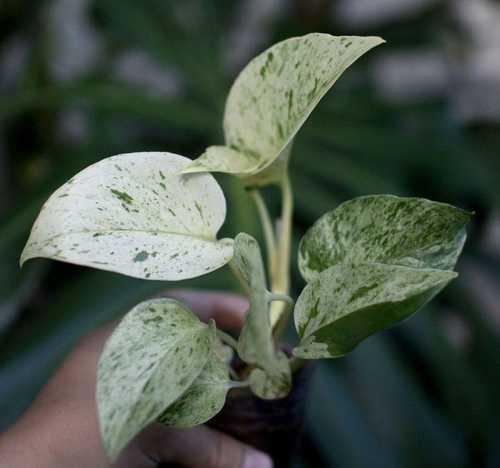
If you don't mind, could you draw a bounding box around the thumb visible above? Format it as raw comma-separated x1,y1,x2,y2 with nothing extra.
140,423,273,468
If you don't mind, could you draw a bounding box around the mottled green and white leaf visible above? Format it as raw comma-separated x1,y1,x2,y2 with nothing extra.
158,348,230,428
21,152,233,280
249,350,291,399
293,263,457,359
184,34,384,185
231,233,291,398
97,298,214,460
299,195,471,282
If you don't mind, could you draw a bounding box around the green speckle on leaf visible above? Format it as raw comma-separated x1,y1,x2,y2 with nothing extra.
110,189,133,205
133,251,149,262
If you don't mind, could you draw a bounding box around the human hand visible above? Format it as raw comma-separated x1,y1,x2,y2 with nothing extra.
0,290,273,468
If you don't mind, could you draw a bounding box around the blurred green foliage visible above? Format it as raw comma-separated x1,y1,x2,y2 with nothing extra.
1,1,499,467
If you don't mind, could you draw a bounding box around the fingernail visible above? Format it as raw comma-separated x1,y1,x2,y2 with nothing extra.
243,450,273,468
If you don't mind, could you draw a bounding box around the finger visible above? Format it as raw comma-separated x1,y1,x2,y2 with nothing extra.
166,289,249,332
140,423,273,468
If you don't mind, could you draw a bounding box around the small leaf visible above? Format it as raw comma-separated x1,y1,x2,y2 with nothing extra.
158,348,230,428
231,233,291,399
97,298,214,461
299,195,471,282
249,351,291,399
184,34,384,185
21,152,233,281
293,263,457,359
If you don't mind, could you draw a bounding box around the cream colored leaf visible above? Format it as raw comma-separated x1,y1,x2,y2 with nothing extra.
298,195,471,282
158,348,230,428
293,263,456,359
21,152,233,280
184,34,384,185
97,298,214,460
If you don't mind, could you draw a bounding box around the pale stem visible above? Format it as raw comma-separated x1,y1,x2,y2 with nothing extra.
216,329,238,350
267,292,294,307
269,175,293,330
250,189,277,277
227,380,250,389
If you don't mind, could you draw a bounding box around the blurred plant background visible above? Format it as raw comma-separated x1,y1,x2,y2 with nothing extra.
1,0,499,466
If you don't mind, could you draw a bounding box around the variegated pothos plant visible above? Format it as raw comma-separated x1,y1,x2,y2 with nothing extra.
20,33,471,461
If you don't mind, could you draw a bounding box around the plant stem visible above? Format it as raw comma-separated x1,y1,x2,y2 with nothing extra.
270,175,293,331
250,189,277,278
216,329,238,350
267,292,294,307
227,380,250,389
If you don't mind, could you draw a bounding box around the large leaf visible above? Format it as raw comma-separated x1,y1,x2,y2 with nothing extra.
299,195,471,282
183,34,384,185
231,233,291,399
21,152,233,280
294,263,456,359
158,347,230,428
97,298,215,461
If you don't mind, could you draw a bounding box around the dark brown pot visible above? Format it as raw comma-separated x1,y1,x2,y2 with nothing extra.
207,362,314,468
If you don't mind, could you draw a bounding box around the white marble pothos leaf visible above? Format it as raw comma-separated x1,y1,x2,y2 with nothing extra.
298,195,471,282
20,152,233,280
231,233,291,399
97,298,215,461
294,195,470,359
294,263,457,359
158,347,230,428
183,34,384,186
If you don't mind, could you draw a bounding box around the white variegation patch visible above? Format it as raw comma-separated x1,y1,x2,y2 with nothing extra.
293,263,457,359
184,34,384,185
158,348,230,428
97,298,215,461
232,233,291,399
20,152,233,280
298,195,471,282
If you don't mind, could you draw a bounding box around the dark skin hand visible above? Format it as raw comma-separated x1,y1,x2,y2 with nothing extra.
0,290,273,468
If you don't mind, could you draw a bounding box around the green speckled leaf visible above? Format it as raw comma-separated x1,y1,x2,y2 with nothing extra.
184,34,384,185
294,263,457,359
299,195,471,282
20,152,233,280
231,233,291,399
248,351,291,400
97,298,215,461
158,348,230,428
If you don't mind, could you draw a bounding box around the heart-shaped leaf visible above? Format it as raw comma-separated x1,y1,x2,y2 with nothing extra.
21,152,233,280
294,263,457,359
158,347,230,428
299,195,471,282
97,298,215,461
183,34,384,186
231,233,291,399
